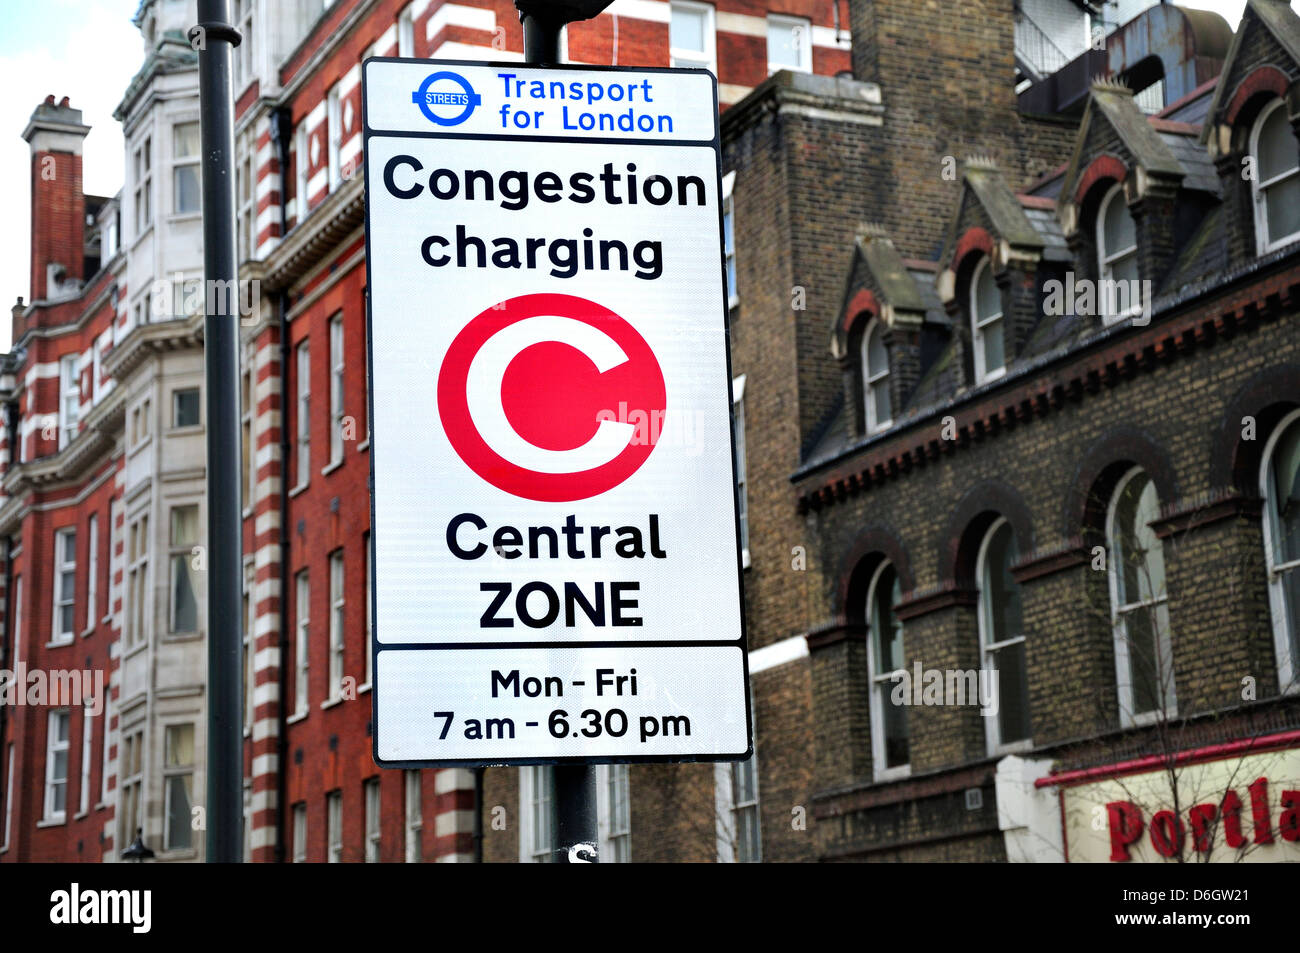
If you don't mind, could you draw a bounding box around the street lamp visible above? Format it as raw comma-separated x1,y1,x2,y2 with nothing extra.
120,827,156,862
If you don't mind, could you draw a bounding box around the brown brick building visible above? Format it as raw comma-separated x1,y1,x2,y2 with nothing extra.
478,0,1300,863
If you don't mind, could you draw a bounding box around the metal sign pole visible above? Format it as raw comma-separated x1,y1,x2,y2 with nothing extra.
193,0,244,863
514,0,614,864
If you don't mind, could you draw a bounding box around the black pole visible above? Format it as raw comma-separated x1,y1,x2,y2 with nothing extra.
514,0,615,863
192,0,244,864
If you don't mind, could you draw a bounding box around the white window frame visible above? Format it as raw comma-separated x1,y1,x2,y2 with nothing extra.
85,514,98,630
294,570,310,717
162,723,195,851
120,727,144,848
1097,182,1141,323
295,123,309,223
398,5,416,57
296,340,311,487
133,135,152,236
1106,466,1176,726
862,317,892,432
328,550,344,701
327,85,342,193
126,512,150,649
292,802,308,862
234,0,255,90
58,354,80,450
364,777,381,862
1251,98,1300,255
243,560,255,733
9,577,21,681
1261,407,1300,693
2,743,13,852
237,143,255,262
52,527,76,645
519,765,554,862
732,375,749,569
970,257,1007,383
241,364,254,510
722,170,737,307
78,703,93,815
597,763,630,862
172,121,201,215
977,517,1032,755
43,709,70,823
327,791,343,862
714,754,760,862
169,504,201,634
866,561,909,780
363,532,373,689
329,313,344,466
404,770,422,862
669,1,716,74
767,13,812,74
99,694,111,805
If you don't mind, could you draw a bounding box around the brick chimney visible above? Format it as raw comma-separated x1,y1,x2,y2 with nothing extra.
23,95,91,302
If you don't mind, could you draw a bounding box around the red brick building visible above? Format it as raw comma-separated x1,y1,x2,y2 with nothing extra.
0,0,857,863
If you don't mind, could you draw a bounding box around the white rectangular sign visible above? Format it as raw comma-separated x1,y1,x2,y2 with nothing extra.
363,58,750,765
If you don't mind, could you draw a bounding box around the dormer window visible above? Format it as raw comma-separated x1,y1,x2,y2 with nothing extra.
1251,99,1300,255
970,257,1005,383
1097,183,1140,323
862,318,892,432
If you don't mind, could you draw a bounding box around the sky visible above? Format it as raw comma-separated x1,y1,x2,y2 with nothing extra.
0,0,1274,352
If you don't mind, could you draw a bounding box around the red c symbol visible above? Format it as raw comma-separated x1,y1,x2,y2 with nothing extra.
437,293,667,502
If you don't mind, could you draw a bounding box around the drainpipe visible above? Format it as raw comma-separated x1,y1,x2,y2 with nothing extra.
271,105,294,863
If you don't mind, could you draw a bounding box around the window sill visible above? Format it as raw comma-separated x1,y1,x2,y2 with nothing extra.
163,631,204,644
287,710,309,725
101,614,113,626
46,638,75,649
242,506,254,520
36,817,66,829
80,624,96,638
123,640,148,661
989,738,1034,757
358,681,372,694
741,548,751,571
158,847,199,860
74,810,89,821
167,212,203,225
94,802,108,812
873,765,912,783
320,696,345,710
166,425,205,437
321,459,344,477
357,438,370,453
289,482,310,498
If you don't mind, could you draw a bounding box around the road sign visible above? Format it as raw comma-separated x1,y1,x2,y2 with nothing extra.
363,58,750,766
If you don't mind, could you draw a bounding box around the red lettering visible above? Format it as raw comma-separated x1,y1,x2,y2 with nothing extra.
1249,777,1273,845
1220,790,1246,849
1149,810,1184,858
1188,803,1217,853
1281,791,1300,843
1107,801,1144,862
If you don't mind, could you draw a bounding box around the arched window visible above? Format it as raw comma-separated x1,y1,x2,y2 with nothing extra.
866,561,908,777
1251,98,1300,255
1107,467,1175,725
861,318,892,432
976,518,1030,751
969,257,1005,383
1262,408,1300,691
1096,182,1140,323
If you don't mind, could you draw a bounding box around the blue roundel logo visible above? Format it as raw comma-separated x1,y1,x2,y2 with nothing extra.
411,71,481,126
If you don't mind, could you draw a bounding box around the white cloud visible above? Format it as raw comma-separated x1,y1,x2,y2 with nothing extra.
0,4,139,351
